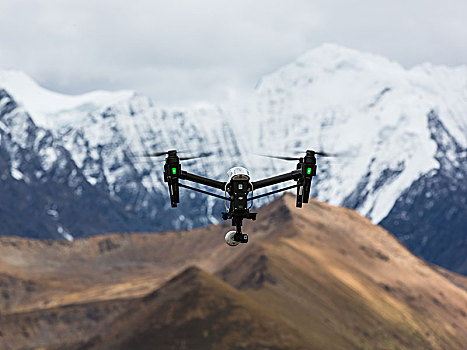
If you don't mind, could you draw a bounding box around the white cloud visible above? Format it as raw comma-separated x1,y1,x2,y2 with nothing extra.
0,0,465,105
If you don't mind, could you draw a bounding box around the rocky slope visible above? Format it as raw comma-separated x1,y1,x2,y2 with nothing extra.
0,89,164,239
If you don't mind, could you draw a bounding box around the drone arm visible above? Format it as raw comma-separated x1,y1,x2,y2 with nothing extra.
180,170,226,190
248,183,298,201
251,170,302,189
178,183,228,200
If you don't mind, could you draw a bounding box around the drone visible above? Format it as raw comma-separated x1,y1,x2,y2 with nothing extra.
143,149,332,246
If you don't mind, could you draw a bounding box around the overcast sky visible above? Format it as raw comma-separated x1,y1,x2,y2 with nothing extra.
1,0,466,105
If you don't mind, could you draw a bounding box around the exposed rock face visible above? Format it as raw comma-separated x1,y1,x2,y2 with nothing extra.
0,89,163,239
380,110,467,274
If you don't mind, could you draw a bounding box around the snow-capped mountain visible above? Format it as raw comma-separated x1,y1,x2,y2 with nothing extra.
0,44,465,273
235,44,466,222
0,88,179,239
0,71,246,237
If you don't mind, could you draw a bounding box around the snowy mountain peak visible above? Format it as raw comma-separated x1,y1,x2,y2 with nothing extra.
256,44,405,93
0,70,136,128
242,43,466,224
296,43,405,72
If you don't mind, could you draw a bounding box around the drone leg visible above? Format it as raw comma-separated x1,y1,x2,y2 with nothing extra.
302,178,311,203
296,182,303,208
169,183,178,208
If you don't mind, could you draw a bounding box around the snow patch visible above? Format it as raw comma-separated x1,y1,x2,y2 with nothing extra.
57,224,73,241
47,209,59,219
10,167,24,181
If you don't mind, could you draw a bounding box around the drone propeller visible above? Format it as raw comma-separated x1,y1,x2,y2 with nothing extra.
311,151,335,157
179,152,213,161
258,150,337,161
137,150,213,161
259,154,301,161
142,151,173,157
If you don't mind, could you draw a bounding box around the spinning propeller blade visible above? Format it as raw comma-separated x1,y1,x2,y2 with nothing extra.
136,150,213,161
257,150,338,161
313,151,335,157
258,154,301,161
179,152,213,161
142,151,172,157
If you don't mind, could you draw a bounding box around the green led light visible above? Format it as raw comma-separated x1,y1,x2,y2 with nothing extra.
307,167,312,175
172,167,177,175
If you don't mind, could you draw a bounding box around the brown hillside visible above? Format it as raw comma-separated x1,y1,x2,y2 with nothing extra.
219,194,467,349
1,194,466,349
0,220,244,314
85,266,307,350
